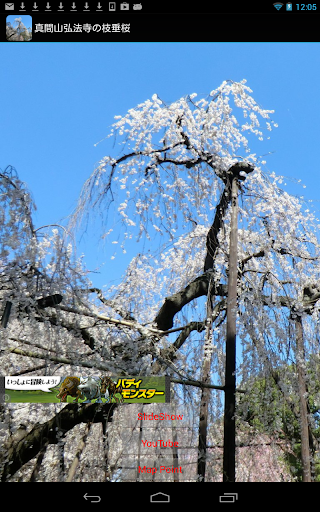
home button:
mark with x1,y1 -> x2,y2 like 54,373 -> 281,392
150,492 -> 170,503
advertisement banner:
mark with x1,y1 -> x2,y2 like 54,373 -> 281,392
3,375 -> 169,404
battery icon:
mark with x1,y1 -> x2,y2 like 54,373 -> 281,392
286,2 -> 292,9
219,493 -> 239,503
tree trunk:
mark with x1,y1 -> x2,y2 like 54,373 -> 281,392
197,361 -> 211,482
172,413 -> 180,482
102,417 -> 111,482
294,315 -> 312,482
223,177 -> 238,482
196,283 -> 214,481
1,301 -> 12,328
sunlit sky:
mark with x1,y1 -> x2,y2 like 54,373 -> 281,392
6,15 -> 32,29
1,42 -> 320,290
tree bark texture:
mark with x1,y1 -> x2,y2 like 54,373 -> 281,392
204,162 -> 254,272
223,177 -> 238,483
197,277 -> 215,481
294,315 -> 312,482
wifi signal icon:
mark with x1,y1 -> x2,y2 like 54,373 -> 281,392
273,2 -> 284,9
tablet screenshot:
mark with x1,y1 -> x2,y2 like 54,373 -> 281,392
1,2 -> 319,505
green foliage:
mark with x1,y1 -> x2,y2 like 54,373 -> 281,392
238,363 -> 320,481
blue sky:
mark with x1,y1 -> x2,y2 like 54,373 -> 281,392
1,42 -> 320,291
6,15 -> 32,29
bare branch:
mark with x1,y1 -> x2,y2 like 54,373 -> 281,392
7,345 -> 110,372
171,377 -> 246,393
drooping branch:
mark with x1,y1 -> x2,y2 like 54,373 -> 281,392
86,287 -> 136,321
160,148 -> 270,331
0,294 -> 63,329
7,344 -> 110,372
1,402 -> 117,481
66,422 -> 91,482
55,304 -> 158,333
151,321 -> 206,376
33,312 -> 96,350
0,167 -> 36,238
154,299 -> 226,373
172,320 -> 207,351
